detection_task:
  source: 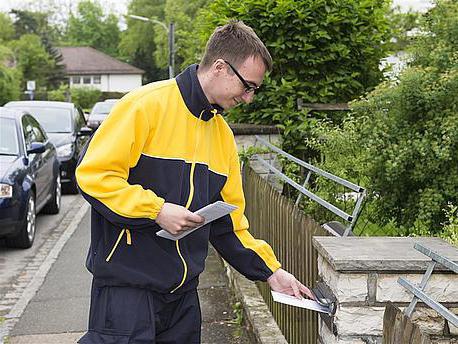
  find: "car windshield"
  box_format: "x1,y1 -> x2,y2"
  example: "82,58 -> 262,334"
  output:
89,114 -> 108,120
15,107 -> 72,133
0,118 -> 19,155
91,102 -> 115,115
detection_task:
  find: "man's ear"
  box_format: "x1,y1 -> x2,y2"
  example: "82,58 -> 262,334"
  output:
212,59 -> 226,74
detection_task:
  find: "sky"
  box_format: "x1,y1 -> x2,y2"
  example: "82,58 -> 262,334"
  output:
0,0 -> 435,15
0,0 -> 129,16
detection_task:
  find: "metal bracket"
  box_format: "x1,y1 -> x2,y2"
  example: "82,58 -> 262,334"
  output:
399,243 -> 458,328
312,281 -> 338,335
253,135 -> 366,236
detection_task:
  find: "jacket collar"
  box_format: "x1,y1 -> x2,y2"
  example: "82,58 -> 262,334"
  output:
176,64 -> 224,121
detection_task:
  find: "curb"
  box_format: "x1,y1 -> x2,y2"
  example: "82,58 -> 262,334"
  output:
221,259 -> 288,344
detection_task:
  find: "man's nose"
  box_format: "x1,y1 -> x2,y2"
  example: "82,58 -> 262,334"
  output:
241,92 -> 255,104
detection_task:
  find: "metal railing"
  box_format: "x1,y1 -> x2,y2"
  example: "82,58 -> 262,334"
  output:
253,135 -> 366,236
398,243 -> 458,327
242,137 -> 367,341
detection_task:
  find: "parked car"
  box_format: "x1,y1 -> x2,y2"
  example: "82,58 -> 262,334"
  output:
5,101 -> 92,194
0,107 -> 61,248
87,100 -> 117,130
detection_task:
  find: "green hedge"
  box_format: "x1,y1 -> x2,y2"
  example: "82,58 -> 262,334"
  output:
189,0 -> 391,162
70,87 -> 102,109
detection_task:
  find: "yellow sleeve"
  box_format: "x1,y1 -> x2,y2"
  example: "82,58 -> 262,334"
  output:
210,142 -> 281,280
76,97 -> 165,224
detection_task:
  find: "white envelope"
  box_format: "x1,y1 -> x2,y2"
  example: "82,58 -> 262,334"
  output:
271,291 -> 333,314
156,201 -> 237,241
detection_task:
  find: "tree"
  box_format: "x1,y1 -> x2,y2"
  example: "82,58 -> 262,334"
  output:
9,9 -> 66,89
410,0 -> 458,72
153,0 -> 212,73
6,0 -> 72,34
0,13 -> 14,42
41,35 -> 66,89
9,34 -> 55,90
118,0 -> 167,82
0,45 -> 22,105
65,0 -> 120,57
11,9 -> 61,42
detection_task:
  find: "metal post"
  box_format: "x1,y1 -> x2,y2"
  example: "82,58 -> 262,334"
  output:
129,15 -> 174,79
168,22 -> 175,78
404,260 -> 436,317
295,171 -> 312,206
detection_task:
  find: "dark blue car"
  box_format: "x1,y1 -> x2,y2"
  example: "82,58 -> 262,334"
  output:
0,108 -> 61,248
5,101 -> 92,194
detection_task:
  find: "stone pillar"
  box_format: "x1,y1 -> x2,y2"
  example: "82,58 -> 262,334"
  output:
231,123 -> 283,190
312,237 -> 458,344
230,123 -> 281,152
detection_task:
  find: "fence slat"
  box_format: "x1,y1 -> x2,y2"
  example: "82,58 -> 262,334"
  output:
244,164 -> 328,344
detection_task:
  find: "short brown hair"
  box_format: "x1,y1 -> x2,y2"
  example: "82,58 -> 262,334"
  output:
200,20 -> 272,72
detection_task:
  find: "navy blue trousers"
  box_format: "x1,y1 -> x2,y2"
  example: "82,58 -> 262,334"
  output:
78,282 -> 201,344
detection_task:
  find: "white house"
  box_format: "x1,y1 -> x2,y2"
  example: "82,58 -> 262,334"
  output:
58,47 -> 144,93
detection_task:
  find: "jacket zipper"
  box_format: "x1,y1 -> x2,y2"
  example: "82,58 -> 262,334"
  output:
106,229 -> 132,262
170,111 -> 206,293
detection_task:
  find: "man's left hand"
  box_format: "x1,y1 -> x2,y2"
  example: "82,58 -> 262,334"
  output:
267,268 -> 314,300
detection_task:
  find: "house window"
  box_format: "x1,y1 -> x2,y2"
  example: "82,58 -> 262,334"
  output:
72,76 -> 81,84
83,76 -> 91,84
93,75 -> 101,84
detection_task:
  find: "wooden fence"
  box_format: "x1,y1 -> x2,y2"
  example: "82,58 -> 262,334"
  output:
243,164 -> 328,344
383,303 -> 431,344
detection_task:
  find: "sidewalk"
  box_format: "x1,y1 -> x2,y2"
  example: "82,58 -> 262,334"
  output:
8,208 -> 250,344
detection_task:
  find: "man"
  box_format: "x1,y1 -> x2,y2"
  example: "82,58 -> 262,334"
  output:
76,20 -> 313,344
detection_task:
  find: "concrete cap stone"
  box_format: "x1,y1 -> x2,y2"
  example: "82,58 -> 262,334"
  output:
312,237 -> 458,272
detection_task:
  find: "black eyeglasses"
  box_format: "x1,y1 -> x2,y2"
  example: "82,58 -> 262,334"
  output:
223,60 -> 260,94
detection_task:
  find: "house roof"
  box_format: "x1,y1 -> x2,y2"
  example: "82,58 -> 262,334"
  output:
57,47 -> 144,75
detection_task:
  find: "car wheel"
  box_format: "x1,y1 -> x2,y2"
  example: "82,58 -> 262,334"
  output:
63,175 -> 79,194
42,174 -> 61,214
6,191 -> 36,249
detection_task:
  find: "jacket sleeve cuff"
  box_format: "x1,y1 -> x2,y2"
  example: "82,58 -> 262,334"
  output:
268,263 -> 282,278
149,197 -> 166,219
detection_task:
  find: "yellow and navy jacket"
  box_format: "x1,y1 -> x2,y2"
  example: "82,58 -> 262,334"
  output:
76,64 -> 281,294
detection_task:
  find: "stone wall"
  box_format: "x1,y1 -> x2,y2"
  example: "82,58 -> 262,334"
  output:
231,123 -> 282,189
230,123 -> 280,147
312,237 -> 458,344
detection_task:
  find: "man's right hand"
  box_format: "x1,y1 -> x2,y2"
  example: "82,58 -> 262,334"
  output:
155,203 -> 204,235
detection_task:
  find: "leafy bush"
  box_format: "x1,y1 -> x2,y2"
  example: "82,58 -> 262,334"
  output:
386,7 -> 421,51
442,204 -> 458,245
47,84 -> 69,102
70,87 -> 101,109
189,0 -> 391,164
0,66 -> 21,105
310,0 -> 458,237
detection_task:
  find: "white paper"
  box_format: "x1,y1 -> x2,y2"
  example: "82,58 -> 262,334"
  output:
156,201 -> 238,241
271,291 -> 332,314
